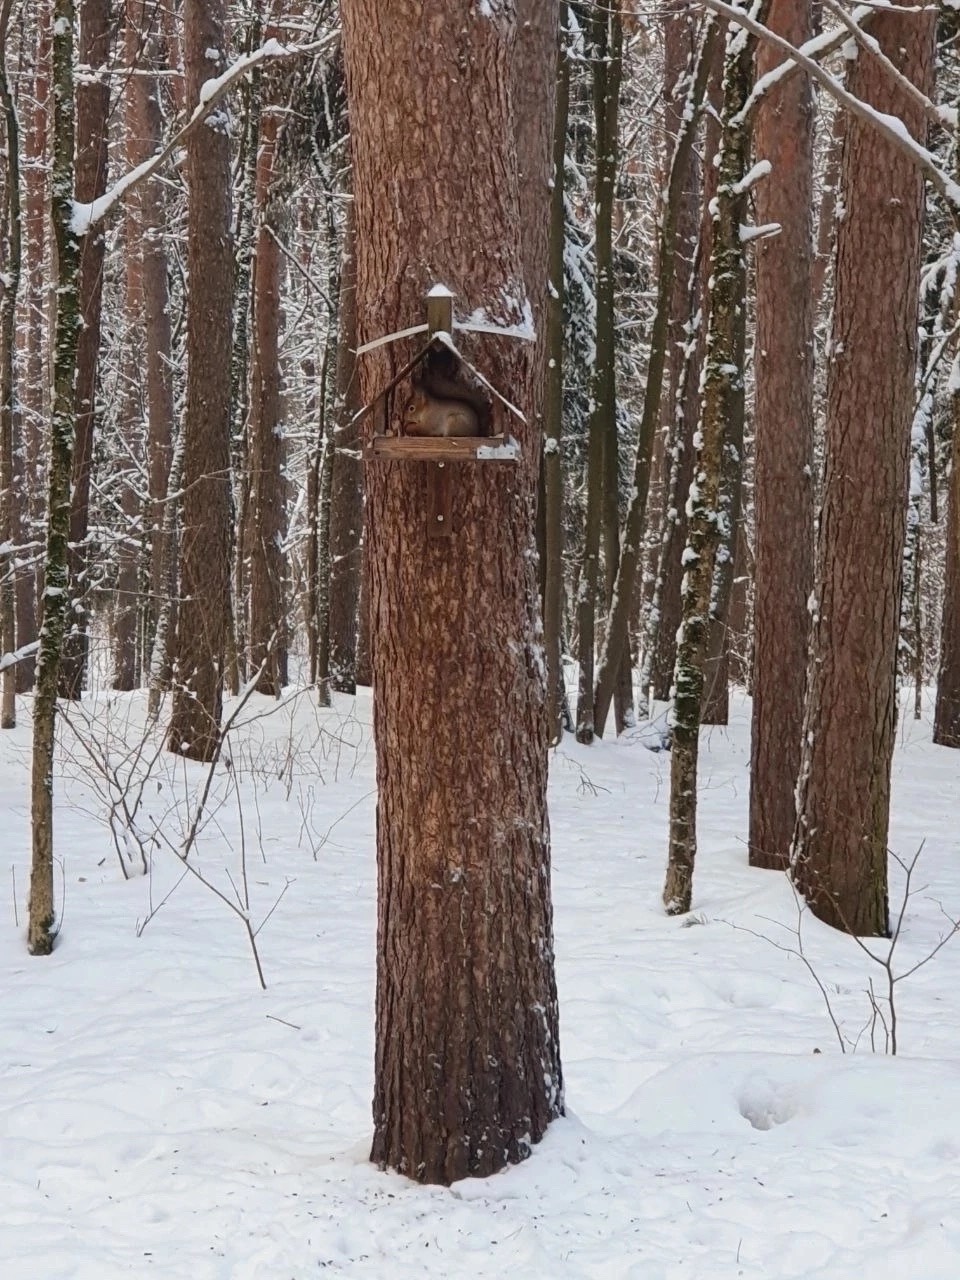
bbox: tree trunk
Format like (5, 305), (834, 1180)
(112, 1), (149, 692)
(167, 0), (233, 761)
(576, 5), (622, 743)
(247, 59), (289, 697)
(934, 374), (960, 745)
(29, 0), (83, 954)
(642, 6), (710, 706)
(747, 0), (815, 868)
(0, 0), (22, 729)
(793, 0), (934, 935)
(543, 4), (570, 746)
(327, 195), (363, 695)
(230, 12), (263, 692)
(664, 5), (762, 915)
(60, 0), (110, 700)
(129, 0), (176, 685)
(15, 7), (51, 693)
(699, 294), (748, 728)
(341, 0), (562, 1185)
(592, 15), (721, 734)
(596, 11), (629, 735)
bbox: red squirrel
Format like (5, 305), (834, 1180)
(401, 386), (479, 437)
(400, 348), (490, 438)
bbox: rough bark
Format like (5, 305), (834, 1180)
(247, 61), (289, 697)
(543, 3), (570, 745)
(29, 0), (82, 954)
(699, 300), (748, 728)
(792, 1), (934, 936)
(934, 380), (960, 745)
(643, 6), (709, 705)
(60, 0), (110, 700)
(341, 0), (562, 1185)
(112, 2), (149, 691)
(664, 6), (761, 915)
(748, 0), (815, 868)
(576, 5), (622, 743)
(0, 0), (21, 729)
(648, 61), (722, 704)
(15, 8), (50, 693)
(593, 15), (721, 735)
(167, 0), (233, 761)
(327, 196), (362, 695)
(131, 0), (176, 683)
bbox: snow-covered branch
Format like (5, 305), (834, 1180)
(820, 0), (948, 132)
(70, 34), (336, 236)
(0, 641), (39, 673)
(737, 4), (877, 121)
(701, 0), (960, 220)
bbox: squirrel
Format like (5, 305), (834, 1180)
(402, 386), (480, 437)
(399, 346), (491, 438)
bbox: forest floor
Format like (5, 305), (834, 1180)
(0, 681), (958, 1278)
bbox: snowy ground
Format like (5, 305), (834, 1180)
(1, 683), (959, 1278)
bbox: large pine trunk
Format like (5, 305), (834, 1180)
(167, 0), (233, 760)
(341, 0), (562, 1185)
(793, 1), (934, 935)
(748, 0), (815, 868)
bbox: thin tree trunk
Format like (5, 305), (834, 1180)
(543, 3), (570, 746)
(29, 0), (82, 954)
(61, 0), (110, 700)
(643, 8), (710, 707)
(0, 0), (21, 729)
(355, 527), (371, 687)
(230, 14), (263, 694)
(935, 362), (960, 745)
(576, 4), (622, 743)
(304, 355), (321, 686)
(167, 0), (233, 761)
(664, 5), (762, 915)
(793, 0), (934, 935)
(147, 422), (184, 716)
(131, 0), (175, 680)
(113, 2), (149, 691)
(593, 16), (721, 735)
(15, 8), (50, 693)
(327, 195), (363, 695)
(699, 296), (748, 727)
(247, 61), (289, 697)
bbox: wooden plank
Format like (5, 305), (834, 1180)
(426, 462), (454, 539)
(365, 434), (520, 463)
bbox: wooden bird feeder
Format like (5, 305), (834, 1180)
(356, 288), (523, 466)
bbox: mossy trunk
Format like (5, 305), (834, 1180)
(664, 5), (762, 915)
(29, 0), (82, 954)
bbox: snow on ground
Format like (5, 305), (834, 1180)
(1, 685), (959, 1278)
